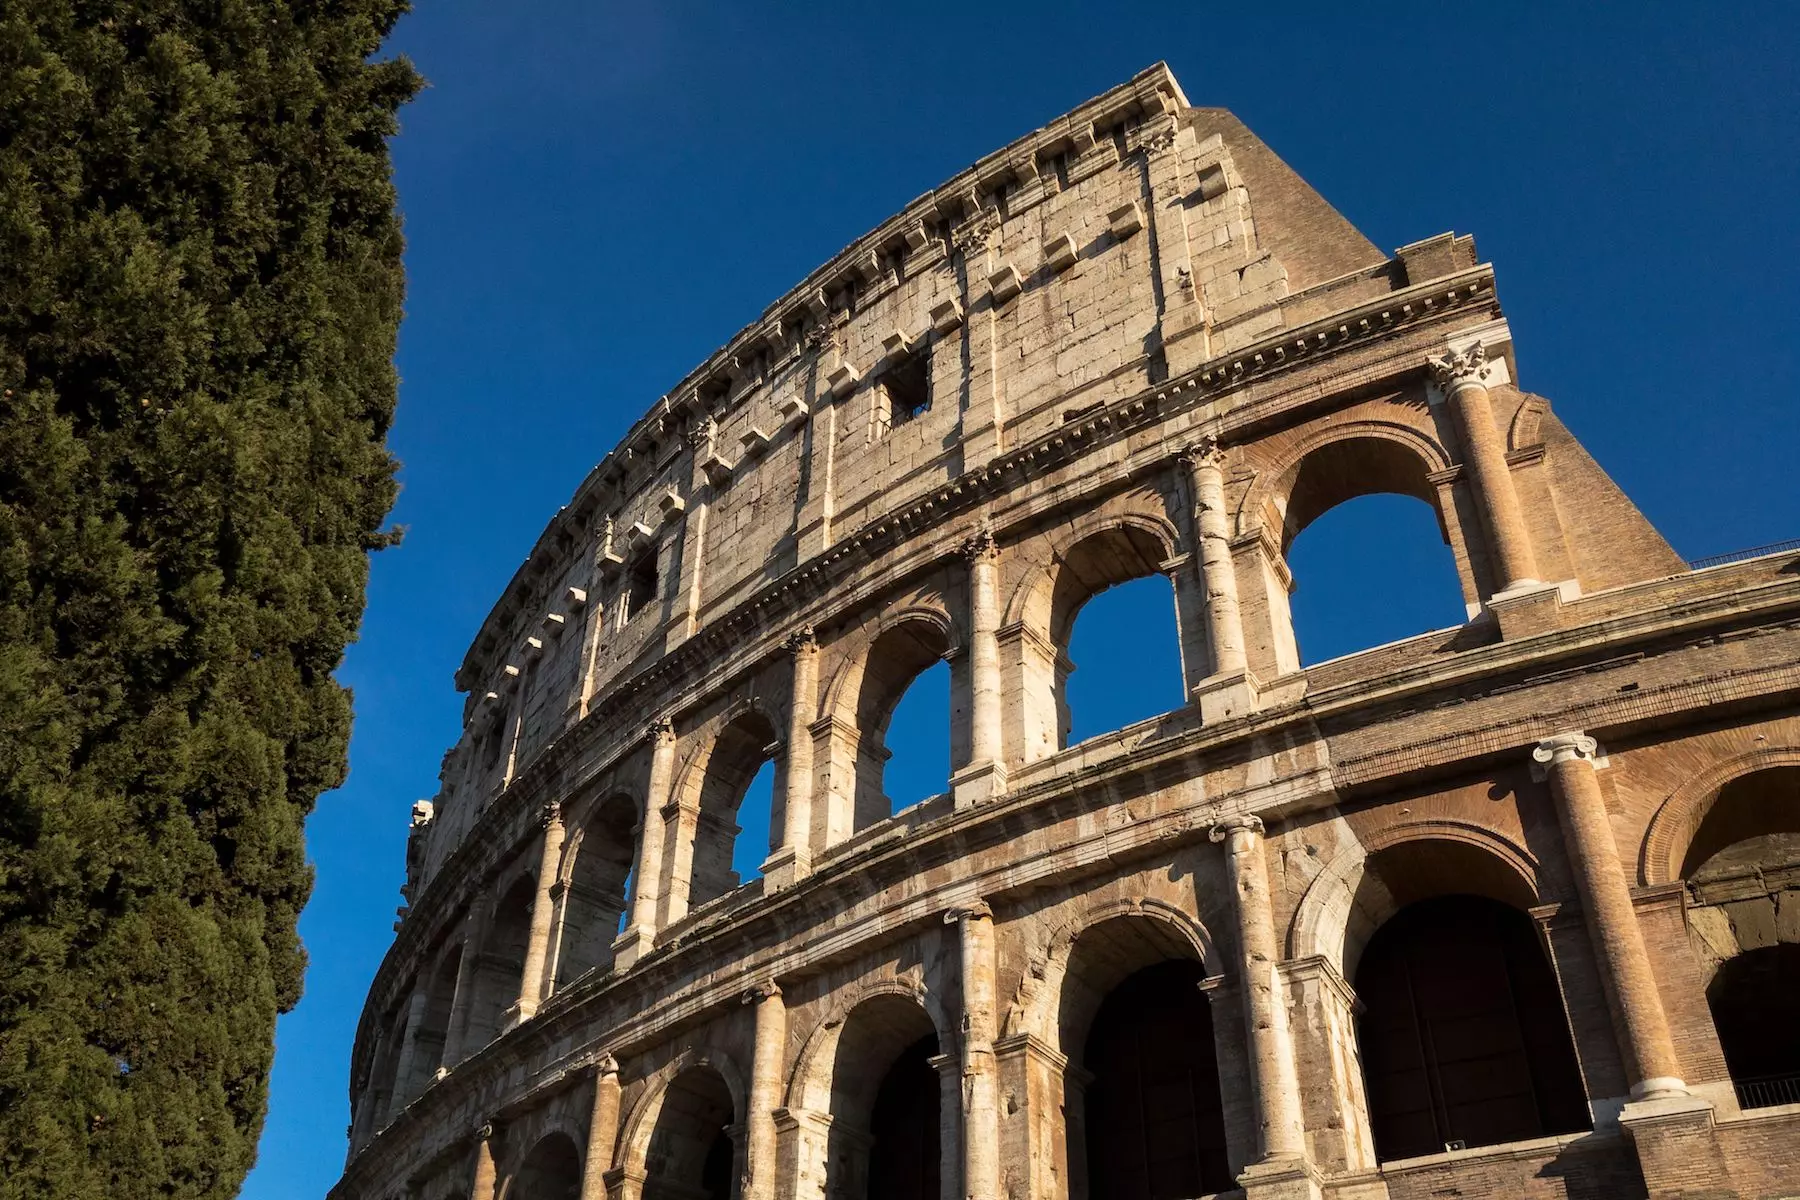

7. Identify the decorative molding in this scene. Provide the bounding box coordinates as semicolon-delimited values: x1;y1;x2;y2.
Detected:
1430;340;1493;391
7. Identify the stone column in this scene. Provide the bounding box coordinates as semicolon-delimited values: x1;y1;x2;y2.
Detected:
743;981;786;1200
510;801;567;1025
764;629;818;889
1432;343;1539;595
946;901;999;1200
952;530;1007;807
1211;816;1307;1163
470;1122;500;1200
613;718;675;970
440;909;485;1070
387;987;431;1117
580;1055;622;1200
1533;733;1686;1098
1183;438;1248;680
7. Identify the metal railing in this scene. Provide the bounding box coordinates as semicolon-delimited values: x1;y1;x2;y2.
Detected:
1734;1072;1800;1110
1688;538;1800;570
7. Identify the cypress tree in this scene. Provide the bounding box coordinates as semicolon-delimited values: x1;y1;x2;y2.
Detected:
0;3;418;1196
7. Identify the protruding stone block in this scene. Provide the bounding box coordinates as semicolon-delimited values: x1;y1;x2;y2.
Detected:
657;488;686;523
988;262;1023;304
739;427;771;457
778;396;809;426
1042;231;1078;273
825;363;861;398
1196;160;1229;202
929;297;963;333
1109;200;1144;239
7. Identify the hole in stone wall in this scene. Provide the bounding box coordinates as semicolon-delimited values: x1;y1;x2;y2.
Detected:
1063;574;1182;746
625;550;659;622
882;352;931;430
1287;493;1464;666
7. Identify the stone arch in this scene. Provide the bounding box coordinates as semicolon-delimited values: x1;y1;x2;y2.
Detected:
787;980;948;1200
1002;512;1183;761
670;704;782;916
1639;745;1800;886
819;604;957;834
618;1048;747;1200
1287;820;1541;980
552;788;638;985
785;975;950;1111
1233;420;1452;548
501;1129;583;1200
463;870;539;1051
1003;897;1217;1051
398;941;463;1104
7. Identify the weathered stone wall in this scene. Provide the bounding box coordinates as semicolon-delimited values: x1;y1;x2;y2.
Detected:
346;65;1799;1200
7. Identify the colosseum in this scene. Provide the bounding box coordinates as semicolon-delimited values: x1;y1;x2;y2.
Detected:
335;64;1800;1200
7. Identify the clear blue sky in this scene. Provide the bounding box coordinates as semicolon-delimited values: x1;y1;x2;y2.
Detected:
243;3;1798;1195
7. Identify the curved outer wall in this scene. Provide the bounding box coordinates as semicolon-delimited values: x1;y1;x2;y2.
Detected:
339;65;1800;1200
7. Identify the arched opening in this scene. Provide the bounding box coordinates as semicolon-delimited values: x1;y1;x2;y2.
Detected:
1048;526;1176;751
689;710;779;911
1286;494;1465;665
644;1065;737;1200
400;946;461;1103
1063;575;1183;745
1083;960;1231;1199
881;659;951;814
853;619;953;830
367;1003;408;1129
463;875;535;1051
1679;765;1800;1107
822;994;943;1200
1057;915;1229;1200
1354;895;1589;1161
509;1131;583;1200
556;793;637;986
1262;434;1466;669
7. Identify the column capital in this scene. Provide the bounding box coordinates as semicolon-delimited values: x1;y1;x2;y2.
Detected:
783;625;817;657
944;899;993;925
1177;434;1227;472
959;526;999;565
1209;813;1265;844
473;1120;496;1142
1430;340;1494;391
593;1052;619;1079
1532;731;1601;772
645;717;675;746
537;799;563;831
741;978;782;1005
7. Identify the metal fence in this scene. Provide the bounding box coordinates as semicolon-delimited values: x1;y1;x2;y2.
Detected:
1734;1073;1800;1110
1687;538;1800;571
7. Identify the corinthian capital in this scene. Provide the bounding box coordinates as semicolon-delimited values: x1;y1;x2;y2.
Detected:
645;716;675;746
1430;341;1493;391
959;527;999;565
1178;434;1227;472
783;625;817;657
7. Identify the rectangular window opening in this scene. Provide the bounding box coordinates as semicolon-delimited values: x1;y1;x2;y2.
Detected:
882;352;931;431
625;551;659;622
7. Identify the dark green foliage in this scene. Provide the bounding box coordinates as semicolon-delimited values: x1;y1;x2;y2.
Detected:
0;3;417;1195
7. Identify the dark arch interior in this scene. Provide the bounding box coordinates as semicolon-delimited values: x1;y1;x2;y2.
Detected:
512;1131;583;1200
1680;766;1800;880
1082;959;1231;1200
645;1067;736;1200
867;1035;942;1200
464;876;536;1051
557;793;637;986
856;620;953;830
1355;895;1590;1161
400;945;461;1101
691;711;779;910
1706;944;1800;1107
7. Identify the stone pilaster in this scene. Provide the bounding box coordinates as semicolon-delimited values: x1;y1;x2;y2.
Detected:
509;801;566;1025
946;901;999;1200
1181;439;1259;723
1432;343;1539;597
994;1032;1069;1200
613;719;674;969
580;1055;621;1200
1210;815;1316;1199
743;981;785;1200
763;629;817;889
952;530;1007;807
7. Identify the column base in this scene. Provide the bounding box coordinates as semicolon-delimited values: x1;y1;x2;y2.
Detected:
1486;578;1579;640
1619;1093;1733;1200
759;844;811;892
951;758;1007;808
611;925;655;971
1191;669;1261;724
500;997;537;1034
1237;1156;1324;1200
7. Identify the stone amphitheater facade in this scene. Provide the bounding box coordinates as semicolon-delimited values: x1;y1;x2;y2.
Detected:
336;65;1800;1200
